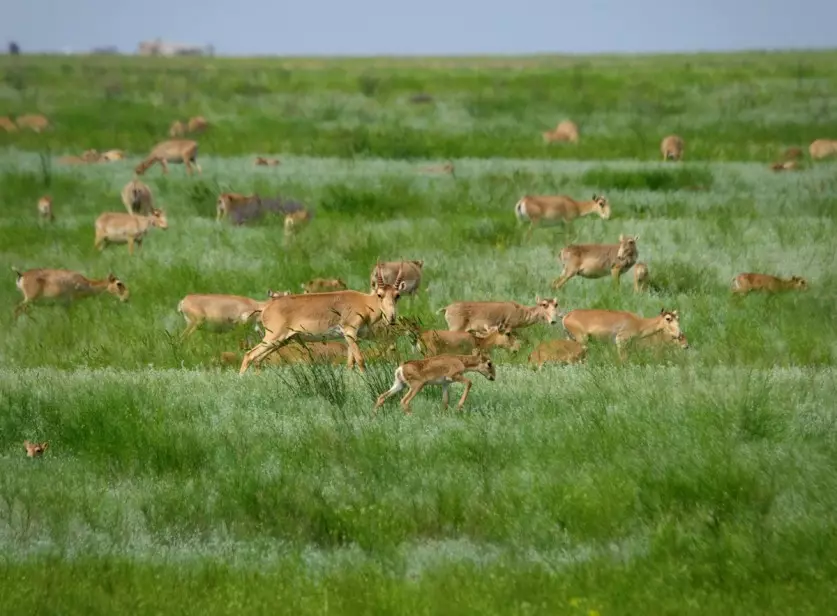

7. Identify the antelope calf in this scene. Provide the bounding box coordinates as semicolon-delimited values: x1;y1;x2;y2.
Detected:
373;350;496;415
661;134;685;161
24;441;49;458
634;262;649;292
255;156;281;166
439;297;559;332
562;308;682;361
135;139;201;176
284;209;312;238
731;273;808;294
217;192;259;222
635;330;690;351
187;116;209;134
302;278;347;293
121;179;154;215
552;234;639;290
515;194;611;239
94;209;168;255
177;293;276;338
0;116;17;132
12;267;129;317
770;160;799;172
542;120;579;144
37;196;54;222
809;139;837;160
16;114;50;132
370;260;424;296
100;149;125;162
418;325;521;356
528;339;587;369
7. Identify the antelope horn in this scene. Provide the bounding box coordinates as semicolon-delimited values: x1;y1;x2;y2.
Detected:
394;261;405;289
375;262;385;288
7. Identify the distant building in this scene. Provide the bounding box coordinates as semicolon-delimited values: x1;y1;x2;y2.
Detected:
137;38;214;57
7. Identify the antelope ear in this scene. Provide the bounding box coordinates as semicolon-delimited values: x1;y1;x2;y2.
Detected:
535;295;542;303
42;442;49;451
634;234;640;241
592;193;597;200
397;281;407;291
107;273;116;282
619;234;625;242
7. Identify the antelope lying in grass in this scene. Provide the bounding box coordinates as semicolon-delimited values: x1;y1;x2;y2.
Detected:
552;234;639;290
284;209;312;238
528;339;587;368
239;263;407;374
94;209;168;255
374;350;496;415
515;194;611;239
57;149;102;165
121;179;154;215
562;308;682;360
24;441;49;458
634;262;649;292
731;273;808;294
370;260;424;296
0;116;17;132
302;278;347;293
217;192;259;222
770;160;799;172
135;139;201;176
417;324;521;356
12;267;129;318
16;114;50;132
100;149;125;162
809;139;837;160
255;156;281;166
542;120;579;143
439;297;559;332
661;134;685;161
37;196;54;222
178;292;278;338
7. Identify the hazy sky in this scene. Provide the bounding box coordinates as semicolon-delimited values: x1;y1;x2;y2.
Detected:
3;0;836;56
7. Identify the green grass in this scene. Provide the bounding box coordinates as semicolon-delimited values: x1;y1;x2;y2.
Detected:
1;51;837;615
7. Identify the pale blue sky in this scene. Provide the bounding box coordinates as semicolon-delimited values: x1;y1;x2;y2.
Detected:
3;0;836;56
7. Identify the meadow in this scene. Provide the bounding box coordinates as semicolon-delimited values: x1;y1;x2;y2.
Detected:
1;51;837;614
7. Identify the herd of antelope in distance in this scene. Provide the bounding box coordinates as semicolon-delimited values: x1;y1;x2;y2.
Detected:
9;113;829;418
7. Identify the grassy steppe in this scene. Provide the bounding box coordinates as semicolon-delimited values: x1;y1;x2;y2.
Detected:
1;52;837;615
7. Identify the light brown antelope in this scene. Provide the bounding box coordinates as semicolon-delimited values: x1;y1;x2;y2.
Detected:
302;278;348;293
217;192;259;222
542;120;579;143
770;160;799;172
12;267;129;318
57;149;101;165
177;293;279;339
634;262;649;292
94;209;168;255
373;350;496;415
24;441;49;458
809;139;837;160
552;234;639;290
16;114;50;132
635;330;690;351
37;196;54;222
121;179;154;215
661;134;685;161
100;149;125;162
370;260;424;296
731;273;808;294
169;120;186;137
515;194;611;240
284;209;312;238
254;156;281;166
239;263;407;374
439;297;560;333
418;324;521;356
0;116;17;132
528;339;587;368
562;308;682;361
135;139;201;176
187;116;209;134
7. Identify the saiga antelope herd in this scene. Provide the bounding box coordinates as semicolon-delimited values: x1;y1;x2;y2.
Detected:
11;128;818;423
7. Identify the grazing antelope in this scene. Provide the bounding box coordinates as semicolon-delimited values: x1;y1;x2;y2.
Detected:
217;192;259;222
562;308;682;360
187;116;209;134
12;267;129;318
552;234;639;290
634;262;649;292
100;149;125;162
542;120;579;144
177;293;277;338
809;139;837;160
439;297;559;333
515;194;611;239
373;350;496;415
731;273;808;294
661;134;685;161
239;263;408;374
528;339;587;369
635;330;690;351
0;116;17;132
770;160;799;172
16;114;50;132
37;196;54;222
24;441;49;458
135;139;201;176
418;324;521;356
94;209;168;255
121;179;154;215
284;208;312;238
302;278;347;293
370;260;424;296
255;156;281;166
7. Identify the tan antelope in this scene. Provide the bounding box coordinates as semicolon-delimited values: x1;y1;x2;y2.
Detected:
135;139;201;175
634;262;649;292
0;116;17;132
12;267;129;318
187;116;209;134
552;234;639;290
100;149;125;162
731;273;808;294
370;260;424;296
373;350;496;415
515;194;611;239
562;308;682;360
254;156;281;166
57;149;101;165
661;134;685;161
239;263;407;374
542;120;579;144
302;278;347;293
94;209;168;255
418;324;521;356
809;139;837;160
121;179;154;215
635;330;690;351
177;293;278;338
16;114;50;132
284;209;312;238
24;441;49;458
217;192;259;222
37;196;54;222
770;160;799;172
528;339;587;369
439;297;560;333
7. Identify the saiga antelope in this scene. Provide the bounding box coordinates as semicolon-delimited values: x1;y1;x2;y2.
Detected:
177;293;279;339
217;193;259;222
24;440;49;458
302;278;348;293
552;234;639;290
370;260;424;296
514;194;611;240
12;267;129;318
37;196;54;222
528;339;587;369
809;139;837;160
661;134;685;161
94;209;168;255
542;120;579;144
284;209;312;238
439;297;559;333
121;179;154;215
562;308;682;361
417;324;521;356
634;262;649;292
731;273;808;294
255;156;281;166
135;139;201;176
